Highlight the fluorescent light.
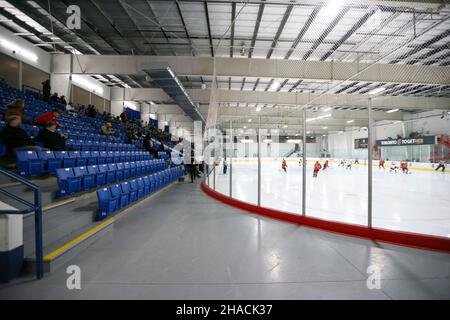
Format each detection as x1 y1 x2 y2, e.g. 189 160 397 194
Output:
256 106 261 112
263 139 272 143
248 119 252 122
346 120 354 123
323 107 332 112
0 38 38 62
283 125 288 128
322 126 328 129
241 139 254 143
368 87 386 95
72 75 104 94
323 0 345 16
269 80 281 91
306 113 332 122
243 126 247 129
306 131 311 134
386 108 399 113
287 139 302 143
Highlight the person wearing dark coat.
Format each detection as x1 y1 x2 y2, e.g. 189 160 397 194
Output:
42 79 51 102
0 116 43 151
37 122 74 151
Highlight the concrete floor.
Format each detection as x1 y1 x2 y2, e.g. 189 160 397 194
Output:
0 180 449 299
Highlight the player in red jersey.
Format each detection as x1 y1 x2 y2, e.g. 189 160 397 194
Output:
379 159 385 170
323 160 329 170
281 159 288 173
400 160 409 174
313 161 322 177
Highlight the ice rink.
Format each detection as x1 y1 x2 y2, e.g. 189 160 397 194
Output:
212 159 450 238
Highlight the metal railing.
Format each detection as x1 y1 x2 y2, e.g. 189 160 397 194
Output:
0 168 43 280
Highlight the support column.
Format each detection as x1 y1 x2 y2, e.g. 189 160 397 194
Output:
229 120 233 198
257 116 261 206
302 106 307 216
368 97 373 228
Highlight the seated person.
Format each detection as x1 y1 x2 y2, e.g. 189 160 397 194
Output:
37 122 75 151
0 116 45 152
50 92 59 103
100 122 114 138
35 109 62 127
65 102 77 116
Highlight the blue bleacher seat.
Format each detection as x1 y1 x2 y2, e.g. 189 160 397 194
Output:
129 161 137 177
81 151 91 166
136 178 145 199
87 165 105 187
110 184 128 209
107 163 121 182
56 168 82 196
128 179 138 202
74 166 95 190
123 162 131 179
96 164 112 184
16 151 44 176
37 151 60 173
99 151 107 164
96 188 118 220
89 151 99 165
142 176 150 195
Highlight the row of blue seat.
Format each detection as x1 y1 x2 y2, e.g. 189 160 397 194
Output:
96 166 183 220
65 140 136 151
56 159 168 197
16 150 155 176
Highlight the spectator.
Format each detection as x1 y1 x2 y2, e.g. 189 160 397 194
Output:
3 99 34 125
50 92 59 103
66 102 77 116
77 105 86 117
120 112 128 123
42 80 51 102
0 116 43 151
35 109 62 127
87 104 97 118
37 121 74 151
143 135 159 159
60 95 67 106
100 122 114 139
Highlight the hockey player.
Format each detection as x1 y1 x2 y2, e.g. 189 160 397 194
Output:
338 159 345 167
345 159 352 170
435 160 446 172
379 158 385 170
389 161 398 173
400 161 409 174
323 160 329 170
313 161 322 177
281 158 288 173
354 157 359 165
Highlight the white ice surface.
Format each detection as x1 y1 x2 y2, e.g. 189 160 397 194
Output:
212 161 450 238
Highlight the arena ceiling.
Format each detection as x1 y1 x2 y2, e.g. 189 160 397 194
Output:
0 0 449 133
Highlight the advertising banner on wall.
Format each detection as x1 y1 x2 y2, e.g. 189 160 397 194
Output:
376 136 436 147
354 138 368 149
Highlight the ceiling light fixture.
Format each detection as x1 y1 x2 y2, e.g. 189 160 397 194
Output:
386 108 399 113
368 87 386 95
270 80 281 91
